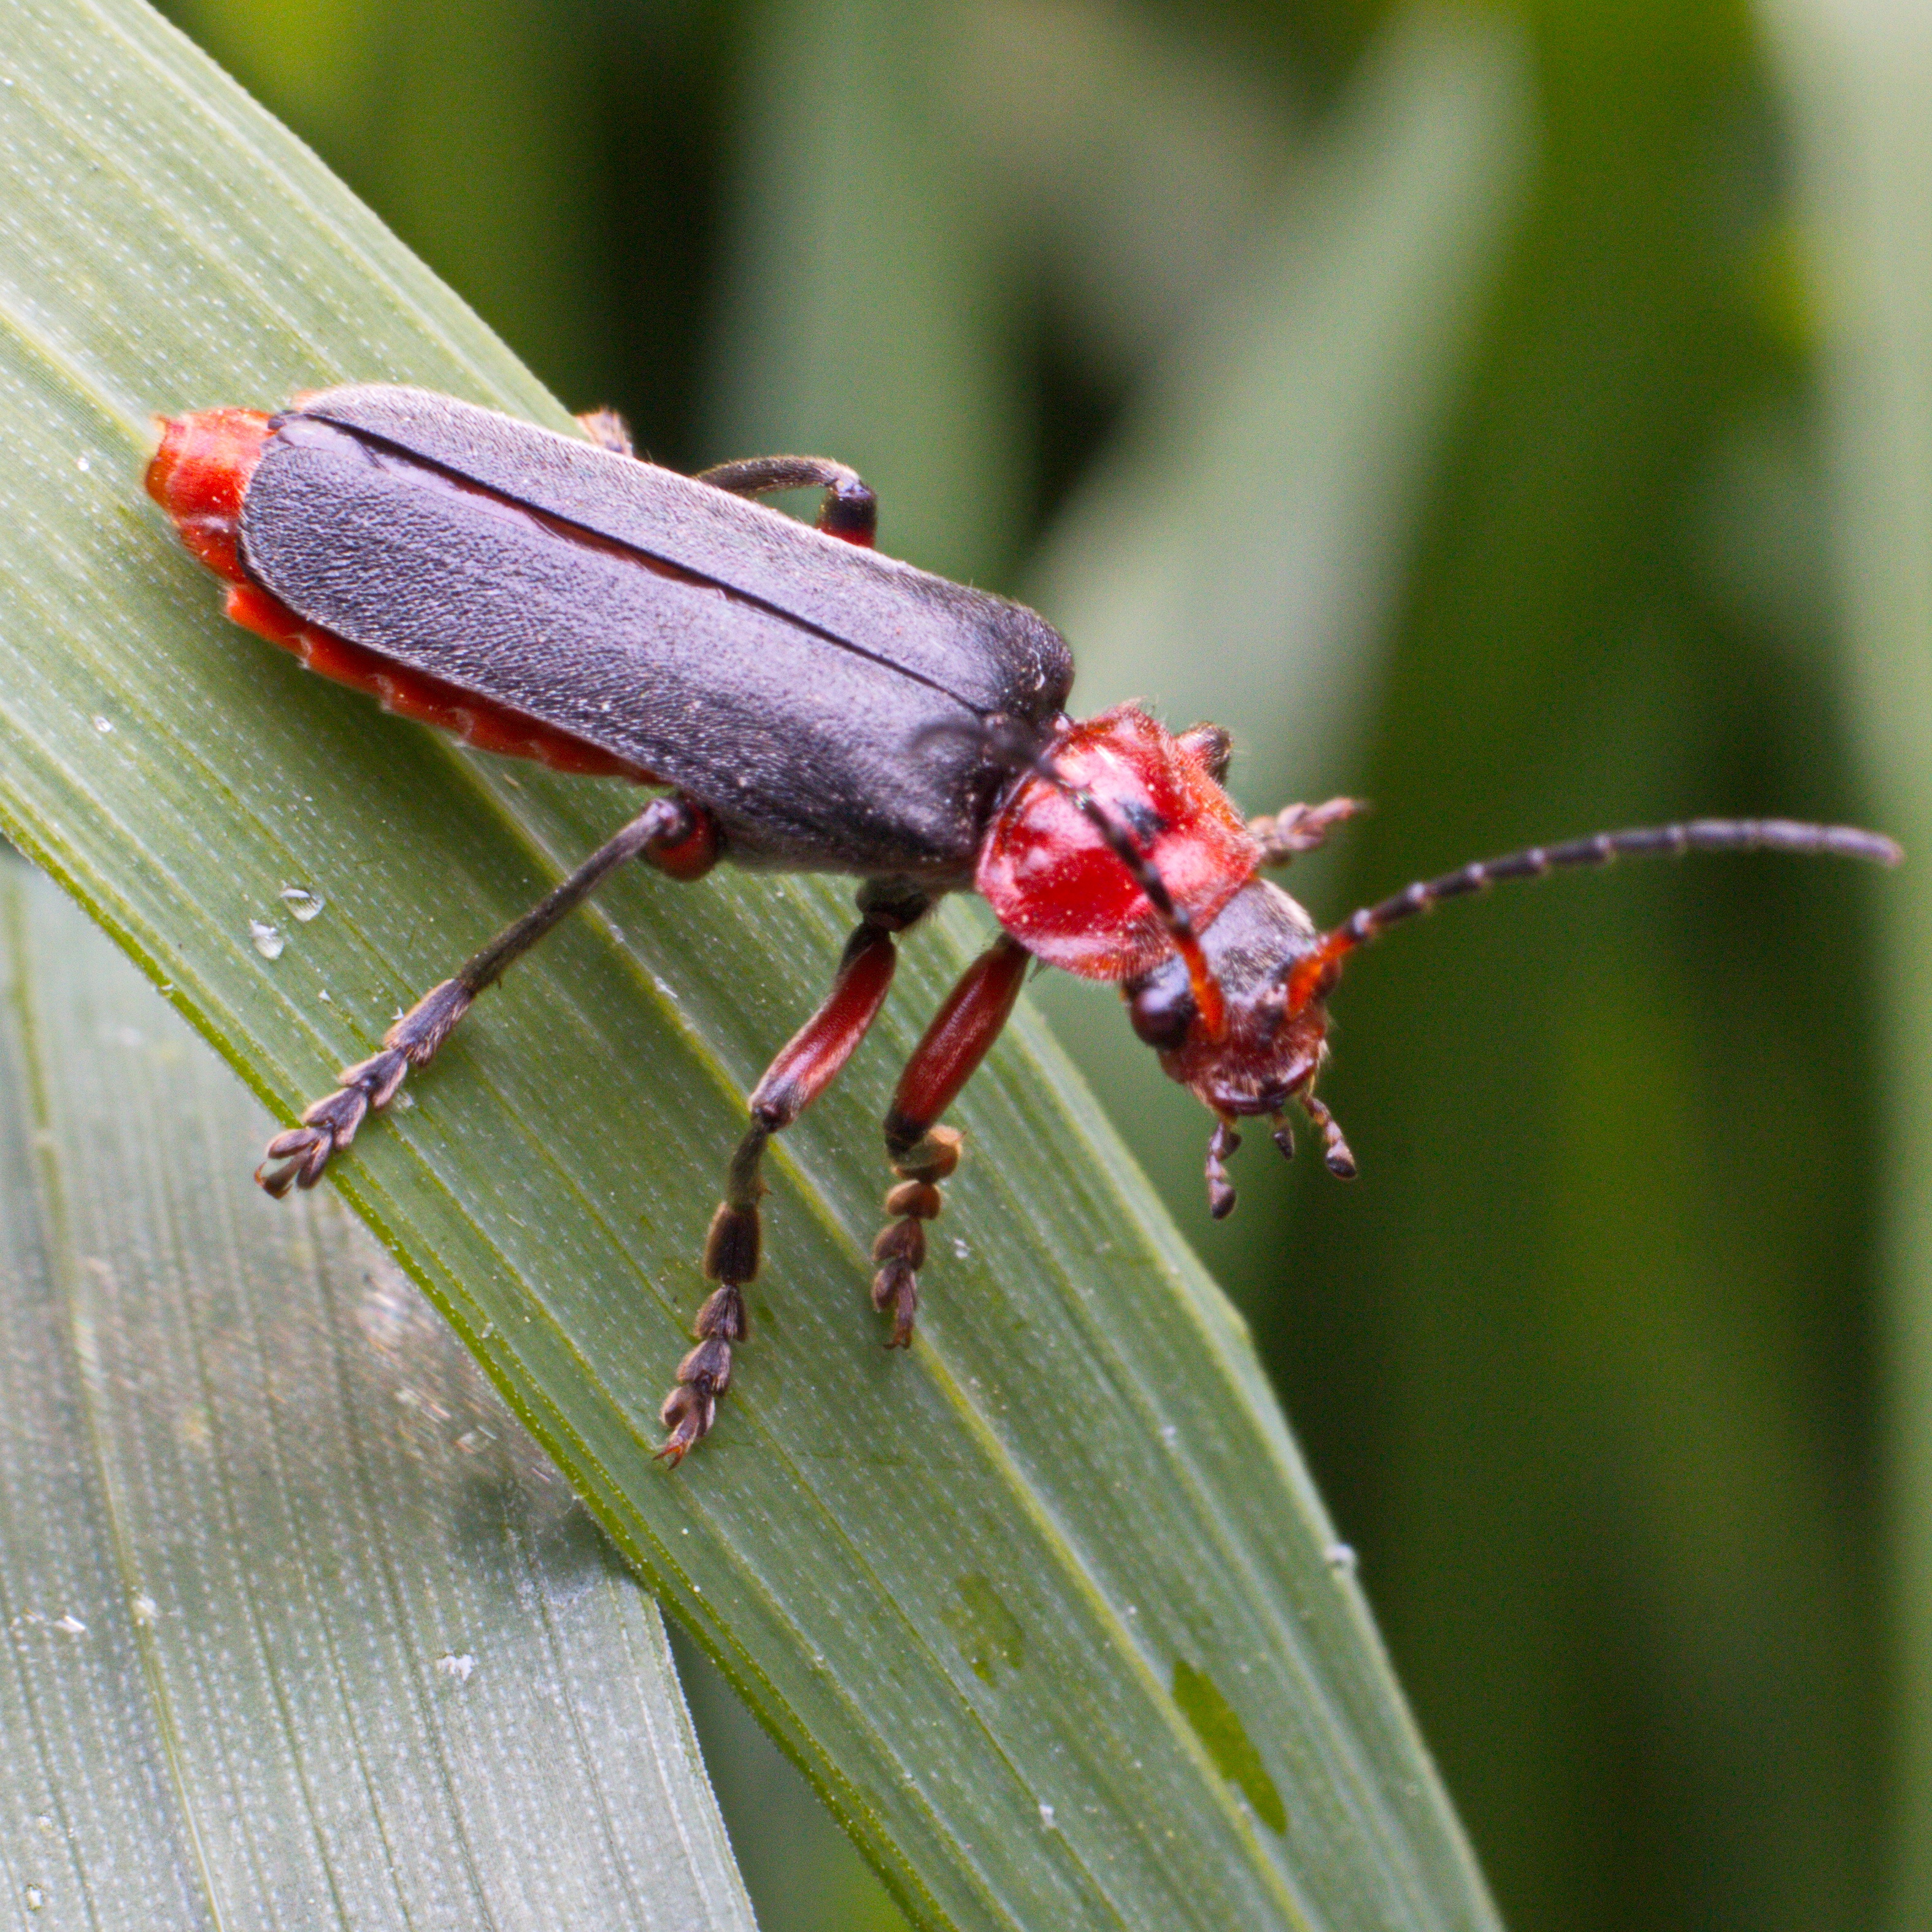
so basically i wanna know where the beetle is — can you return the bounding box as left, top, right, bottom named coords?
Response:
left=145, top=384, right=1902, bottom=1464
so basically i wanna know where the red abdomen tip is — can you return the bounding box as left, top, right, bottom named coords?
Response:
left=145, top=408, right=272, bottom=584
left=148, top=404, right=655, bottom=783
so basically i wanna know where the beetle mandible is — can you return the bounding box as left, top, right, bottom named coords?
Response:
left=146, top=385, right=1901, bottom=1463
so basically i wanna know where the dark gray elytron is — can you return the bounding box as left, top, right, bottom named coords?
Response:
left=241, top=386, right=1074, bottom=882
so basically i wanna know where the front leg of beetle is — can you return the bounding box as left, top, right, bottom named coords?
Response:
left=1249, top=796, right=1363, bottom=866
left=259, top=792, right=715, bottom=1195
left=871, top=936, right=1031, bottom=1349
left=658, top=887, right=927, bottom=1464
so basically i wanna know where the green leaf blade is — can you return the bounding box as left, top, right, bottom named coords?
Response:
left=0, top=6, right=1499, bottom=1928
left=0, top=866, right=758, bottom=1930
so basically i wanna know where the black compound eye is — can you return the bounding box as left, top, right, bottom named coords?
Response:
left=1127, top=972, right=1196, bottom=1050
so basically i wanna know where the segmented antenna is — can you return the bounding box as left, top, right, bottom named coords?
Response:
left=1285, top=818, right=1904, bottom=1015
left=983, top=715, right=1228, bottom=1038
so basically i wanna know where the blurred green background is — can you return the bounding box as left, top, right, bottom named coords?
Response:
left=151, top=0, right=1925, bottom=1926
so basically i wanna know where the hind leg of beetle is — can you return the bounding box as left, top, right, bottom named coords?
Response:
left=693, top=454, right=878, bottom=548
left=1298, top=1087, right=1358, bottom=1179
left=1250, top=797, right=1364, bottom=866
left=258, top=793, right=717, bottom=1197
left=658, top=885, right=929, bottom=1464
left=869, top=936, right=1031, bottom=1350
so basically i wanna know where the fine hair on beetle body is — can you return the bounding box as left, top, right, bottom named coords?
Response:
left=145, top=384, right=1904, bottom=1465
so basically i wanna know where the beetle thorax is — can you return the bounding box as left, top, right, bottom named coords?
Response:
left=974, top=704, right=1260, bottom=980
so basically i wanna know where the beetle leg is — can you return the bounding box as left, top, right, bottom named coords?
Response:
left=1204, top=1118, right=1241, bottom=1220
left=1250, top=797, right=1364, bottom=867
left=1176, top=722, right=1233, bottom=783
left=658, top=891, right=926, bottom=1464
left=1297, top=1087, right=1358, bottom=1179
left=257, top=792, right=715, bottom=1197
left=870, top=935, right=1031, bottom=1350
left=692, top=454, right=878, bottom=548
left=576, top=407, right=635, bottom=456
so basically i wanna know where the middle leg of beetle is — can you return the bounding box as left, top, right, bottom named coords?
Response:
left=693, top=454, right=878, bottom=547
left=658, top=886, right=928, bottom=1463
left=871, top=935, right=1031, bottom=1349
left=258, top=792, right=714, bottom=1196
left=574, top=417, right=878, bottom=547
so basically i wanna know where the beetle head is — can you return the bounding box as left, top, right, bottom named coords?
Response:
left=1122, top=879, right=1333, bottom=1117
left=1125, top=809, right=1905, bottom=1220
